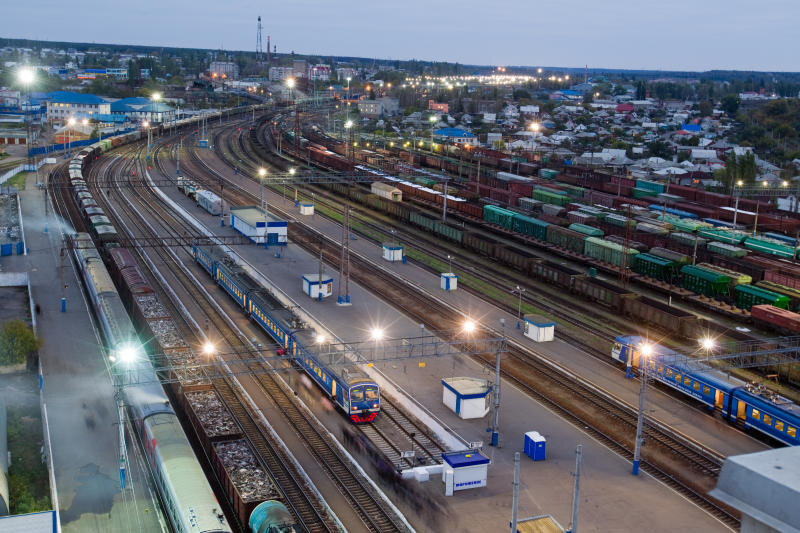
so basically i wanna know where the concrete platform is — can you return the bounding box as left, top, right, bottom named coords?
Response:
left=3, top=172, right=166, bottom=533
left=164, top=152, right=740, bottom=531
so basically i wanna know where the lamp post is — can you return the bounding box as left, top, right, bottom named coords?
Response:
left=632, top=342, right=652, bottom=475
left=151, top=91, right=161, bottom=126
left=258, top=167, right=269, bottom=248
left=17, top=67, right=35, bottom=177
left=733, top=180, right=743, bottom=227
left=344, top=120, right=354, bottom=160
left=67, top=117, right=76, bottom=157
left=142, top=120, right=151, bottom=160
left=511, top=285, right=526, bottom=329
left=429, top=114, right=437, bottom=153
left=346, top=76, right=352, bottom=121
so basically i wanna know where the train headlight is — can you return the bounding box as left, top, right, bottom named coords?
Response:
left=117, top=343, right=139, bottom=364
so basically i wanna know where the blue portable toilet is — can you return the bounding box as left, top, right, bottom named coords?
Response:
left=16, top=241, right=25, bottom=255
left=524, top=431, right=546, bottom=461
left=0, top=243, right=12, bottom=256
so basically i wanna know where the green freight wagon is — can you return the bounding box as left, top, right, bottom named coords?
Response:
left=535, top=185, right=567, bottom=196
left=632, top=253, right=678, bottom=282
left=539, top=168, right=560, bottom=180
left=743, top=236, right=796, bottom=259
left=546, top=225, right=586, bottom=254
left=698, top=263, right=752, bottom=286
left=632, top=187, right=655, bottom=199
left=483, top=205, right=517, bottom=229
left=532, top=189, right=572, bottom=207
left=649, top=247, right=690, bottom=264
left=568, top=223, right=604, bottom=238
left=697, top=228, right=748, bottom=245
left=671, top=232, right=708, bottom=248
left=410, top=211, right=435, bottom=232
left=556, top=183, right=586, bottom=199
left=513, top=215, right=550, bottom=240
left=583, top=237, right=639, bottom=267
left=413, top=176, right=438, bottom=187
left=605, top=214, right=636, bottom=228
left=658, top=215, right=705, bottom=233
left=432, top=221, right=463, bottom=242
left=635, top=179, right=666, bottom=194
left=680, top=264, right=730, bottom=299
left=707, top=241, right=748, bottom=258
left=756, top=280, right=800, bottom=310
left=734, top=284, right=790, bottom=311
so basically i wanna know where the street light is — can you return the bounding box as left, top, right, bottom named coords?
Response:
left=370, top=328, right=384, bottom=341
left=258, top=167, right=267, bottom=211
left=429, top=115, right=437, bottom=152
left=203, top=342, right=215, bottom=356
left=462, top=319, right=476, bottom=334
left=67, top=117, right=76, bottom=156
left=699, top=337, right=715, bottom=353
left=632, top=341, right=652, bottom=475
left=511, top=285, right=526, bottom=329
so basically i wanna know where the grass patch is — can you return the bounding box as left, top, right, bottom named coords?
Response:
left=7, top=405, right=51, bottom=514
left=4, top=172, right=27, bottom=190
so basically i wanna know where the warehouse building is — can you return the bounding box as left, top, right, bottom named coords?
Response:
left=45, top=91, right=110, bottom=123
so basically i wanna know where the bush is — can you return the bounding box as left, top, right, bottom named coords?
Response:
left=0, top=320, right=41, bottom=366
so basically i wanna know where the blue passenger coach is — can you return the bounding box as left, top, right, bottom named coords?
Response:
left=613, top=335, right=800, bottom=446
left=193, top=245, right=381, bottom=423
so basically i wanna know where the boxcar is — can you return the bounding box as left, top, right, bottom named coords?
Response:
left=734, top=284, right=790, bottom=311
left=681, top=265, right=730, bottom=299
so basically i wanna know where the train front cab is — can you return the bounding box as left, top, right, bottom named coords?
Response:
left=612, top=335, right=646, bottom=378
left=348, top=380, right=380, bottom=423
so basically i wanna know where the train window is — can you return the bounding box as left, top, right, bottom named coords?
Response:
left=683, top=376, right=691, bottom=386
left=675, top=374, right=681, bottom=383
left=665, top=368, right=673, bottom=378
left=692, top=381, right=700, bottom=391
left=703, top=385, right=710, bottom=395
left=365, top=387, right=378, bottom=401
left=788, top=427, right=797, bottom=438
left=657, top=365, right=663, bottom=375
left=775, top=420, right=784, bottom=432
left=350, top=388, right=364, bottom=402
left=763, top=414, right=772, bottom=426
left=752, top=409, right=760, bottom=421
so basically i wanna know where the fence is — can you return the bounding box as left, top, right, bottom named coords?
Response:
left=0, top=159, right=47, bottom=186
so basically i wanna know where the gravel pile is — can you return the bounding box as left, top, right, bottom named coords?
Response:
left=135, top=294, right=169, bottom=319
left=214, top=440, right=278, bottom=502
left=0, top=193, right=21, bottom=241
left=149, top=319, right=187, bottom=350
left=185, top=390, right=239, bottom=438
left=168, top=350, right=210, bottom=387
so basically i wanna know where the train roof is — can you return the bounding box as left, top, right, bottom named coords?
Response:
left=737, top=388, right=800, bottom=421
left=144, top=413, right=230, bottom=531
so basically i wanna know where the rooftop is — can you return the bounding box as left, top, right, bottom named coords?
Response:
left=46, top=90, right=106, bottom=105
left=434, top=127, right=475, bottom=138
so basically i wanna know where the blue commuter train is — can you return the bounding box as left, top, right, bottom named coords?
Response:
left=193, top=245, right=381, bottom=423
left=612, top=335, right=800, bottom=446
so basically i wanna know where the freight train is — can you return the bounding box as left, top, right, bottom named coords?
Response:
left=68, top=113, right=299, bottom=533
left=193, top=245, right=382, bottom=423
left=72, top=233, right=232, bottom=533
left=612, top=336, right=800, bottom=446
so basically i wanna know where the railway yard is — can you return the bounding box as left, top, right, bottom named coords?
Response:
left=8, top=99, right=800, bottom=533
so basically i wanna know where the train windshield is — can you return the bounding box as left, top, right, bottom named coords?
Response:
left=350, top=388, right=364, bottom=402
left=364, top=387, right=379, bottom=401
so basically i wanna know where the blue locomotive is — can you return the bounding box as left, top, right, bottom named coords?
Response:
left=194, top=245, right=381, bottom=423
left=613, top=335, right=800, bottom=446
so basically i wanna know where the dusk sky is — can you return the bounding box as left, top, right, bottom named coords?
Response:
left=4, top=0, right=798, bottom=72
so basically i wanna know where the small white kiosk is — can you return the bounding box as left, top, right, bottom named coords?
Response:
left=442, top=451, right=490, bottom=496
left=299, top=203, right=314, bottom=216
left=382, top=242, right=404, bottom=262
left=302, top=274, right=333, bottom=300
left=440, top=273, right=458, bottom=291
left=523, top=314, right=556, bottom=342
left=441, top=377, right=491, bottom=419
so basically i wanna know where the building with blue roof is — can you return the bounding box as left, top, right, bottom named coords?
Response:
left=433, top=127, right=478, bottom=145
left=45, top=91, right=110, bottom=123
left=110, top=97, right=175, bottom=123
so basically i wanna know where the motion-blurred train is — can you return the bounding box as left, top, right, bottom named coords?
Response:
left=193, top=245, right=381, bottom=422
left=72, top=233, right=232, bottom=532
left=612, top=335, right=800, bottom=446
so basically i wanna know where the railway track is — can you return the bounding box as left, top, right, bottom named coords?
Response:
left=189, top=123, right=743, bottom=529
left=124, top=137, right=410, bottom=533
left=79, top=144, right=340, bottom=533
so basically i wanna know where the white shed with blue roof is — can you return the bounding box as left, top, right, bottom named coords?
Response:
left=524, top=314, right=556, bottom=342
left=441, top=377, right=491, bottom=419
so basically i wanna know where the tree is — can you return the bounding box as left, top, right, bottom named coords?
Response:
left=647, top=139, right=673, bottom=159
left=721, top=94, right=740, bottom=116
left=698, top=100, right=713, bottom=117
left=0, top=320, right=41, bottom=366
left=513, top=89, right=531, bottom=101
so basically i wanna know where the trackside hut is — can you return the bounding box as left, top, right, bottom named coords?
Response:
left=230, top=206, right=287, bottom=245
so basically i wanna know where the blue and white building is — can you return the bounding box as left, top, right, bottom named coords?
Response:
left=45, top=91, right=110, bottom=123
left=433, top=127, right=478, bottom=146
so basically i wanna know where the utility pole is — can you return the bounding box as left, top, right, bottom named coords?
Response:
left=318, top=234, right=325, bottom=302
left=490, top=318, right=505, bottom=447
left=60, top=246, right=67, bottom=312
left=632, top=363, right=648, bottom=476
left=177, top=135, right=182, bottom=176
left=442, top=172, right=448, bottom=222
left=567, top=445, right=582, bottom=533
left=511, top=452, right=520, bottom=533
